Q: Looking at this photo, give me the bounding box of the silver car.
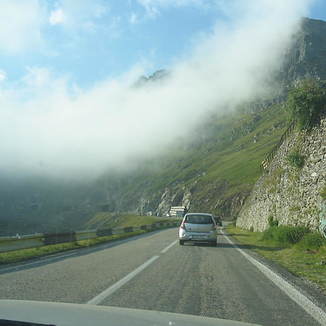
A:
[179,213,217,246]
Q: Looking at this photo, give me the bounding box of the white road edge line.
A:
[87,255,160,305]
[161,240,178,254]
[221,230,326,326]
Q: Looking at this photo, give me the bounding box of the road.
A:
[0,228,325,326]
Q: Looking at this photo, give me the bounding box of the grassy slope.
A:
[107,103,289,217]
[0,101,289,235]
[0,231,146,265]
[0,215,178,264]
[227,226,326,294]
[84,213,178,229]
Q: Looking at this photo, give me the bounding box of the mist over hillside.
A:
[1,16,326,235]
[0,0,309,178]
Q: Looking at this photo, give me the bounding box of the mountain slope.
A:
[1,18,326,235]
[281,18,326,82]
[93,17,326,220]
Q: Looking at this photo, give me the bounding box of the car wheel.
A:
[179,240,184,245]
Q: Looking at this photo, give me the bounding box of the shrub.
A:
[268,215,279,227]
[321,186,326,200]
[262,226,278,242]
[287,79,326,130]
[262,225,309,245]
[296,232,326,250]
[287,151,305,168]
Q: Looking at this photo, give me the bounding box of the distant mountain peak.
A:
[135,69,170,87]
[280,17,326,83]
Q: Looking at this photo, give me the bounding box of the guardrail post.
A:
[124,227,134,233]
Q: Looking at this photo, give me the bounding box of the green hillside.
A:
[89,17,326,221]
[97,101,289,220]
[85,213,178,229]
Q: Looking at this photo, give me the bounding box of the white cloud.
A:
[137,0,208,17]
[49,8,65,25]
[0,1,116,54]
[0,0,44,53]
[23,67,53,88]
[0,0,312,179]
[52,0,108,30]
[130,12,139,24]
[0,70,7,82]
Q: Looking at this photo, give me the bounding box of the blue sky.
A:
[0,0,324,90]
[310,0,326,21]
[0,0,218,88]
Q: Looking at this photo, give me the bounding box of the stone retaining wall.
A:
[236,118,326,231]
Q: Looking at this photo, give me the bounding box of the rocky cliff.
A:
[236,117,326,231]
[281,18,326,82]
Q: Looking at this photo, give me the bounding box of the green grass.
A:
[0,215,180,265]
[287,150,305,168]
[227,226,326,293]
[261,225,310,245]
[142,105,289,215]
[85,213,179,229]
[320,186,326,199]
[0,230,147,265]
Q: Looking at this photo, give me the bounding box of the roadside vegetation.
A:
[84,213,179,229]
[0,214,179,265]
[287,150,305,168]
[227,224,326,294]
[321,186,326,200]
[287,79,326,130]
[0,231,147,265]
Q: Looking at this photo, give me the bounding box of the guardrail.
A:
[0,221,179,253]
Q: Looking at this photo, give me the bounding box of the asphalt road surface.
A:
[0,228,325,326]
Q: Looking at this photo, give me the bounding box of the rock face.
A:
[155,187,192,216]
[280,18,326,83]
[236,117,326,231]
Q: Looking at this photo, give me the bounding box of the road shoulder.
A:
[222,227,326,315]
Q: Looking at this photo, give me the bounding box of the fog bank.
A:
[0,0,313,178]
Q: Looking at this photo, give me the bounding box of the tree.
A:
[287,79,326,130]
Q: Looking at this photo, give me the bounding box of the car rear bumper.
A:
[178,230,217,242]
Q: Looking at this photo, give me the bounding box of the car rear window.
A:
[185,215,213,224]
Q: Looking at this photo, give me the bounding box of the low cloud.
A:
[0,70,7,82]
[50,0,108,31]
[49,8,65,25]
[0,0,111,53]
[137,0,208,17]
[129,12,139,25]
[0,0,313,179]
[0,0,43,53]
